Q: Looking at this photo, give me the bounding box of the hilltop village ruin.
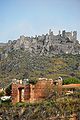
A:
[0,29,80,60]
[8,29,80,54]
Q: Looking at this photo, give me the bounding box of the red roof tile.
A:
[63,84,80,88]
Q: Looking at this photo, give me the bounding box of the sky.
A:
[0,0,80,43]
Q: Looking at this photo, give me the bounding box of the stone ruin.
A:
[5,29,80,55]
[11,77,62,104]
[0,29,80,60]
[9,29,80,55]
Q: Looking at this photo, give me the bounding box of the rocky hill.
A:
[0,29,80,60]
[0,29,80,87]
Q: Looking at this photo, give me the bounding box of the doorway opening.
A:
[18,88,24,102]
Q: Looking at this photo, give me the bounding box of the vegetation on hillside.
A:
[0,91,80,120]
[0,49,80,87]
[63,77,80,84]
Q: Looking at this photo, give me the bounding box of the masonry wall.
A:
[30,79,54,102]
[24,85,30,102]
[12,78,62,104]
[12,83,19,104]
[12,83,30,104]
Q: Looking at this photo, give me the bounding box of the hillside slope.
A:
[0,48,80,87]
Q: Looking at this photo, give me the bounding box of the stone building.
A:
[12,77,62,104]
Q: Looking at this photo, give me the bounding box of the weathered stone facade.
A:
[12,77,62,104]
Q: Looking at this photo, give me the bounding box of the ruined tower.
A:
[62,30,66,37]
[73,31,77,40]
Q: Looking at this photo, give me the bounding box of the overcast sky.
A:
[0,0,80,42]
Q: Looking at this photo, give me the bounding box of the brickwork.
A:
[11,78,62,104]
[30,79,54,102]
[24,85,30,102]
[12,83,30,104]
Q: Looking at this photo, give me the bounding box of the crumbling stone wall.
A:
[30,79,54,102]
[12,83,30,104]
[12,78,62,104]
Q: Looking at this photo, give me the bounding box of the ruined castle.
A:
[0,29,80,59]
[9,29,80,54]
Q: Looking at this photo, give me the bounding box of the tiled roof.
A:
[63,84,80,88]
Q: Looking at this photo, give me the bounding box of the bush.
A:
[63,77,80,84]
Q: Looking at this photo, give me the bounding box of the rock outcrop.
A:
[0,29,80,59]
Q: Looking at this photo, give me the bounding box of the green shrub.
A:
[63,77,80,84]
